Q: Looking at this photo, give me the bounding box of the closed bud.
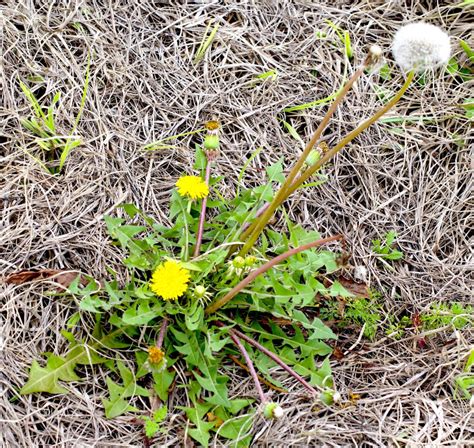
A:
[263,402,283,419]
[194,285,207,298]
[244,255,257,267]
[204,134,219,150]
[232,256,246,269]
[305,149,321,167]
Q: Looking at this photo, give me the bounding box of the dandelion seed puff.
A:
[392,22,451,72]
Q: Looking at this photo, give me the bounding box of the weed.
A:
[19,58,90,174]
[371,231,404,261]
[422,302,473,331]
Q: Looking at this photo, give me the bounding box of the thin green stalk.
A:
[238,64,368,256]
[285,71,415,196]
[240,71,414,254]
[205,235,342,315]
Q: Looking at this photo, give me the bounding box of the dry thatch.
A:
[1,0,473,446]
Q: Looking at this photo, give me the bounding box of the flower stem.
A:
[157,318,168,349]
[285,70,415,196]
[228,330,267,403]
[238,64,368,256]
[205,234,342,315]
[215,321,318,396]
[194,161,212,257]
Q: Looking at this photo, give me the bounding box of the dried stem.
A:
[228,330,267,403]
[205,234,342,315]
[194,161,212,257]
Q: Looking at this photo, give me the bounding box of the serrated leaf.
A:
[103,360,149,419]
[122,300,161,325]
[21,329,123,395]
[152,364,176,401]
[265,159,285,184]
[172,329,231,407]
[329,280,354,298]
[181,402,215,447]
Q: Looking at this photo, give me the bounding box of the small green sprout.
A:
[371,231,404,261]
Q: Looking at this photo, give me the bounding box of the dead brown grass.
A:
[1,0,473,447]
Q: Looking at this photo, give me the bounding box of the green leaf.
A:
[20,359,71,395]
[194,144,207,171]
[102,360,149,419]
[329,280,354,298]
[122,300,162,325]
[265,159,285,184]
[105,217,146,248]
[173,329,231,407]
[214,409,253,445]
[181,402,215,447]
[21,329,124,395]
[153,364,176,401]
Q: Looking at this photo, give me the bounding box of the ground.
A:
[1,1,473,447]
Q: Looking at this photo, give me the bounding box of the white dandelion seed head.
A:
[369,45,383,59]
[272,405,284,419]
[392,22,451,72]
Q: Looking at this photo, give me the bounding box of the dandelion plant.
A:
[20,23,452,447]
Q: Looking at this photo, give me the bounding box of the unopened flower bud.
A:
[305,149,321,167]
[204,133,219,150]
[232,256,246,269]
[244,255,257,267]
[194,285,207,298]
[263,402,283,419]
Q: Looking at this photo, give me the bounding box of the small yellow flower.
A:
[148,346,165,365]
[176,176,209,200]
[150,260,190,300]
[205,120,220,131]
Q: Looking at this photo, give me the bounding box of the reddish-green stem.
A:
[215,321,318,396]
[238,64,368,256]
[157,318,168,349]
[205,234,342,315]
[228,330,267,403]
[285,71,415,196]
[194,161,212,257]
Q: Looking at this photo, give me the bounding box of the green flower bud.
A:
[305,149,320,167]
[244,256,257,267]
[263,402,283,419]
[232,256,245,269]
[194,285,207,298]
[204,134,219,150]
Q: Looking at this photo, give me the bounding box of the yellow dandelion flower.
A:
[148,346,165,365]
[150,260,190,300]
[175,176,209,200]
[205,120,220,131]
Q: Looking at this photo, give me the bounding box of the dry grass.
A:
[1,0,473,446]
